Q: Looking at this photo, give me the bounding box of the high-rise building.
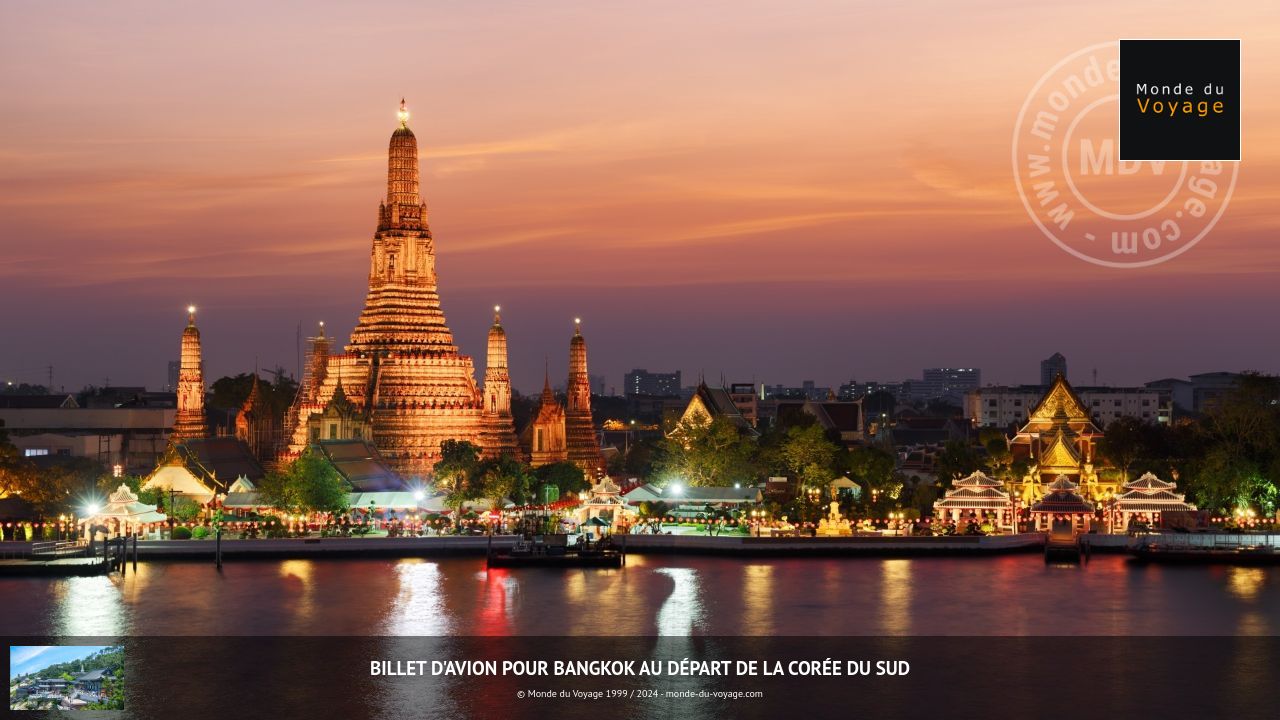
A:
[1040,352,1068,385]
[624,369,681,397]
[589,374,608,397]
[920,368,981,402]
[166,360,180,393]
[172,306,208,441]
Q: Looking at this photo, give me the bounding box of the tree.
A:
[434,440,484,520]
[1184,373,1280,515]
[477,455,533,508]
[779,423,840,489]
[534,461,589,498]
[657,410,756,487]
[1099,416,1146,484]
[258,449,348,515]
[3,456,110,517]
[933,440,982,489]
[846,445,898,508]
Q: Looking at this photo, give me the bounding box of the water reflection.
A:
[741,565,774,635]
[382,561,452,635]
[654,567,705,636]
[52,576,127,636]
[877,560,912,636]
[1226,567,1266,600]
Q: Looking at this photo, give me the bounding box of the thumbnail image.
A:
[9,645,124,711]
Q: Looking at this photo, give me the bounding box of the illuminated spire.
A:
[385,98,421,212]
[187,305,197,325]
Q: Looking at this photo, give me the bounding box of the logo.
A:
[1013,42,1238,268]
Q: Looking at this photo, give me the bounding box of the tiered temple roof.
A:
[1030,474,1095,515]
[285,101,487,475]
[933,471,1013,512]
[1112,472,1197,513]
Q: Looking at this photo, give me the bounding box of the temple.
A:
[234,372,279,466]
[1108,472,1198,531]
[527,368,569,467]
[519,320,605,473]
[479,307,520,459]
[171,306,208,441]
[932,470,1016,532]
[283,101,518,475]
[1008,373,1114,502]
[564,320,606,474]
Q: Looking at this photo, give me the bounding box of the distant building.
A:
[727,383,759,426]
[166,360,180,392]
[589,374,608,397]
[837,380,913,403]
[763,380,830,401]
[1040,352,1068,385]
[624,369,681,397]
[0,404,174,473]
[759,398,864,447]
[966,384,1169,428]
[1145,371,1244,415]
[919,368,981,403]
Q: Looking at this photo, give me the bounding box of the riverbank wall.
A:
[1,533,1065,561]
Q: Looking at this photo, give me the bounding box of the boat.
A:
[1130,534,1280,565]
[486,533,624,568]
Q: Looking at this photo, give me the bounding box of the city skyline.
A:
[3,1,1280,393]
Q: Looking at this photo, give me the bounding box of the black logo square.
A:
[1119,39,1240,161]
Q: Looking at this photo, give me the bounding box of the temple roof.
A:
[314,440,404,492]
[953,470,1003,488]
[1030,491,1094,514]
[1123,472,1177,491]
[166,437,266,493]
[1045,474,1080,492]
[1028,374,1090,423]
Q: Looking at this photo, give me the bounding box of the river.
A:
[2,554,1277,636]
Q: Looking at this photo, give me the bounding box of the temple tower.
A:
[564,319,604,474]
[529,368,568,467]
[480,306,520,459]
[285,101,485,475]
[235,372,279,465]
[172,306,208,441]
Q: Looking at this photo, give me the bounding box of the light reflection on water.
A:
[654,567,705,636]
[1,555,1278,636]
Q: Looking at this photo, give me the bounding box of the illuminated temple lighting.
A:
[283,100,518,473]
[172,306,209,441]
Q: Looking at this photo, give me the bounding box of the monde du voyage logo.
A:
[1013,40,1240,268]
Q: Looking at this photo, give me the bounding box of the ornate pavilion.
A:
[1008,374,1116,503]
[1029,475,1095,532]
[1107,472,1198,532]
[933,471,1016,532]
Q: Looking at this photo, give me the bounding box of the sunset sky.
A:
[2,0,1279,394]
